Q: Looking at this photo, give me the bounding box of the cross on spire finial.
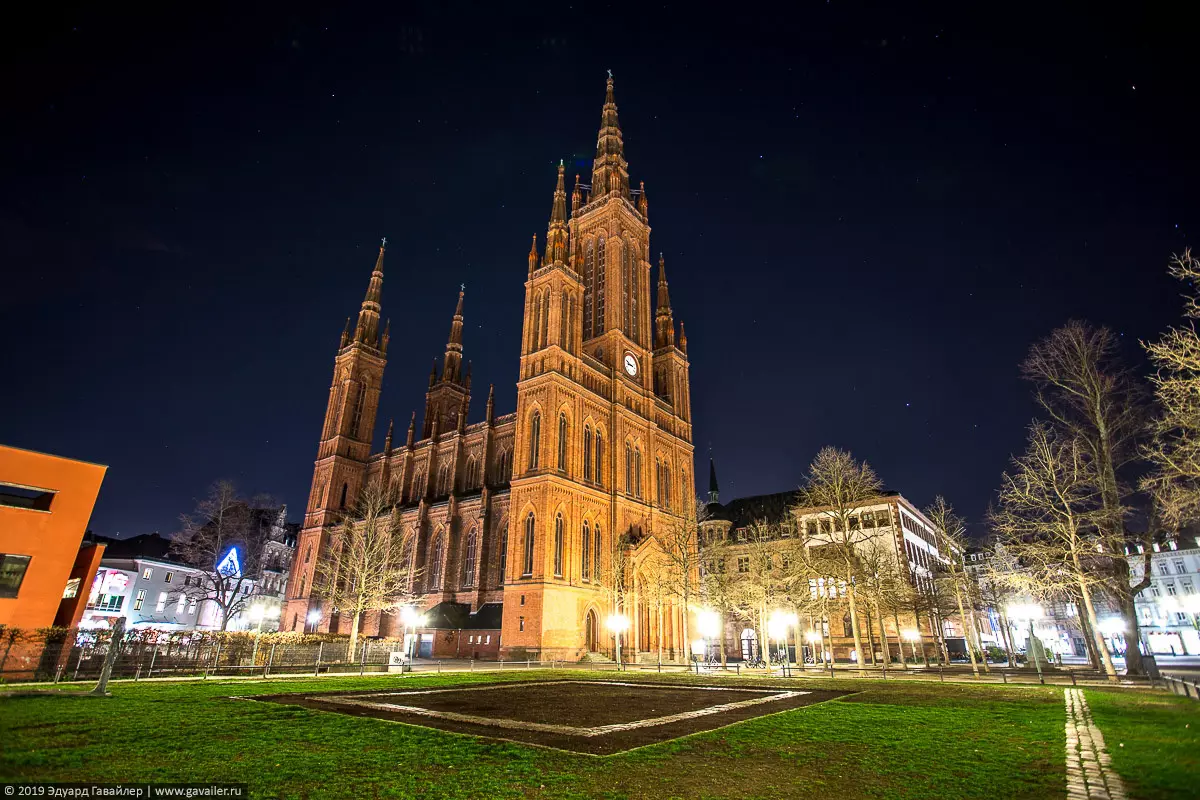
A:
[460,283,466,292]
[381,236,387,248]
[607,68,613,79]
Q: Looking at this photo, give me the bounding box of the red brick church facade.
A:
[284,77,696,661]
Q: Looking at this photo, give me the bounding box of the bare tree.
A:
[990,423,1118,681]
[172,481,275,631]
[925,497,988,675]
[1144,249,1200,525]
[796,447,885,666]
[313,478,417,656]
[698,529,741,667]
[1023,320,1152,674]
[654,497,706,658]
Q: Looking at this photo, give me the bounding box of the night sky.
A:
[3,3,1198,539]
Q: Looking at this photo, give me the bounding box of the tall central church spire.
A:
[354,239,386,348]
[590,74,629,199]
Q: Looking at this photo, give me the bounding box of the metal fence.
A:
[0,627,414,684]
[1161,672,1200,699]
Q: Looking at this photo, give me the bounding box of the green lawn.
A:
[1,670,1195,799]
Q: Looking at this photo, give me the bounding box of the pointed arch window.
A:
[349,381,368,438]
[540,289,550,351]
[554,514,564,577]
[428,532,444,590]
[593,525,602,581]
[583,426,593,482]
[664,463,671,509]
[437,464,451,496]
[523,513,536,577]
[595,431,603,487]
[558,413,568,472]
[339,483,348,510]
[628,241,639,343]
[622,242,632,335]
[655,458,662,505]
[497,516,508,585]
[582,521,592,580]
[559,292,568,351]
[635,448,643,497]
[463,527,477,588]
[529,411,541,471]
[583,239,595,337]
[464,456,478,490]
[595,237,606,336]
[625,442,633,494]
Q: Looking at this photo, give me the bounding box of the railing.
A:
[1162,672,1200,700]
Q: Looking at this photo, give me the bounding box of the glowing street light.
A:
[695,609,721,639]
[399,606,427,662]
[249,603,280,664]
[1006,603,1046,680]
[607,613,630,669]
[804,629,822,667]
[767,611,798,667]
[901,629,921,664]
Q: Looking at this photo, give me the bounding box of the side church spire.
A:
[423,288,472,437]
[655,253,675,349]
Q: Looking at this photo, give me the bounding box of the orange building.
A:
[0,444,108,629]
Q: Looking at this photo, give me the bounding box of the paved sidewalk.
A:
[1064,688,1126,800]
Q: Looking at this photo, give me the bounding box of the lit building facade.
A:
[285,77,695,661]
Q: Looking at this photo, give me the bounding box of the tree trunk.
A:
[952,580,980,676]
[1113,560,1147,676]
[847,581,865,668]
[913,605,930,666]
[348,609,362,660]
[972,611,992,672]
[876,601,891,666]
[868,606,878,662]
[656,596,664,664]
[681,587,690,662]
[997,610,1016,667]
[1074,587,1103,670]
[1077,579,1118,681]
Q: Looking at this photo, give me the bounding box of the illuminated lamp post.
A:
[306,608,322,634]
[249,603,280,665]
[401,606,426,662]
[607,613,630,670]
[804,630,821,667]
[768,611,799,669]
[901,629,921,664]
[695,609,721,666]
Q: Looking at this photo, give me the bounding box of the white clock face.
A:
[623,353,638,377]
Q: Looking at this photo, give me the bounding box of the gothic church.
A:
[284,77,695,660]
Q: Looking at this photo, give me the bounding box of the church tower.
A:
[284,241,388,632]
[502,76,695,660]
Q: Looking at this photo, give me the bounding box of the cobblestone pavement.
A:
[1064,688,1126,800]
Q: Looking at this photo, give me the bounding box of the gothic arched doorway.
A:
[585,609,599,652]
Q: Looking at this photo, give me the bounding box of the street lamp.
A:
[768,611,798,668]
[249,603,280,665]
[1007,603,1045,681]
[901,629,921,664]
[804,630,821,666]
[695,609,721,662]
[400,606,426,663]
[607,613,630,669]
[306,608,322,634]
